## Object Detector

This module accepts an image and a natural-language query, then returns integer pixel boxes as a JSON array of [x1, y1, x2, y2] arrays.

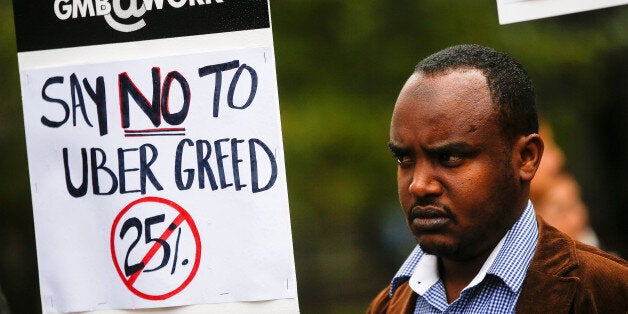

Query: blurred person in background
[[534, 174, 599, 247], [530, 121, 600, 248], [368, 44, 627, 313]]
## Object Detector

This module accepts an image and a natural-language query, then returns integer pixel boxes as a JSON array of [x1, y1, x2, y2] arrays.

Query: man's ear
[[514, 134, 544, 182]]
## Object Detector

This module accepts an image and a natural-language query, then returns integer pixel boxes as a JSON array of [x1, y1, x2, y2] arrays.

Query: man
[[368, 44, 627, 313]]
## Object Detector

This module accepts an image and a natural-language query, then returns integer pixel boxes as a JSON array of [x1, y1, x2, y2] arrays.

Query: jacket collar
[[383, 216, 581, 313], [515, 216, 579, 313]]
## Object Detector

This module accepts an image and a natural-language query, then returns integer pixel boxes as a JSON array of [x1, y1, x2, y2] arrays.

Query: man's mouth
[[409, 205, 451, 231]]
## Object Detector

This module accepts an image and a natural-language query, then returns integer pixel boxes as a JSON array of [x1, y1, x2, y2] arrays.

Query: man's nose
[[408, 162, 443, 198]]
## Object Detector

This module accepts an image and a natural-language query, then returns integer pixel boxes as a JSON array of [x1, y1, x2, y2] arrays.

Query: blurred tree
[[0, 1, 39, 313], [1, 0, 626, 313]]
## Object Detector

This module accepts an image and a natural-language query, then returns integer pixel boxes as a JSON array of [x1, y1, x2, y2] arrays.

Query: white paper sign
[[497, 0, 628, 24], [20, 47, 297, 313]]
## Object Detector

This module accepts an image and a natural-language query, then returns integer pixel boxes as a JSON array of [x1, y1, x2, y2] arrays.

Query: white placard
[[20, 46, 297, 313], [497, 0, 628, 24]]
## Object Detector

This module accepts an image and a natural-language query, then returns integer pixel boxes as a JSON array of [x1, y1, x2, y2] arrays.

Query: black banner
[[12, 0, 270, 52]]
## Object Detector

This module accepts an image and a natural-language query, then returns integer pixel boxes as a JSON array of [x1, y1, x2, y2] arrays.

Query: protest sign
[[12, 1, 298, 313], [497, 0, 628, 24]]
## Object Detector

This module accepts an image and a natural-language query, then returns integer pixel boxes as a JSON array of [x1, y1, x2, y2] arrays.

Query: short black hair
[[415, 44, 538, 141]]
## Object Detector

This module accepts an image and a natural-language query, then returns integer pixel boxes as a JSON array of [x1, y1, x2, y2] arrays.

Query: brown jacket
[[367, 217, 628, 313]]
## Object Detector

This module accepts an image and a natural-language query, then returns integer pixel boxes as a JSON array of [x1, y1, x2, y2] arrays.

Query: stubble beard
[[414, 159, 522, 262]]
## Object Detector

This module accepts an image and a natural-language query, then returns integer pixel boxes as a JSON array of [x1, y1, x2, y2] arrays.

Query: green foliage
[[0, 1, 40, 314]]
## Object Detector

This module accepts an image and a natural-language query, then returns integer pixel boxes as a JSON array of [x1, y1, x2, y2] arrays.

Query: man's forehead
[[395, 72, 494, 122], [402, 69, 489, 100], [391, 69, 502, 147]]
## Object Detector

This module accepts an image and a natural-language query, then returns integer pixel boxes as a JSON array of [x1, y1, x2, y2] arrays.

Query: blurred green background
[[1, 1, 627, 313]]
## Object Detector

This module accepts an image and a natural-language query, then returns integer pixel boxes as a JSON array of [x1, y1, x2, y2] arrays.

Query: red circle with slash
[[110, 196, 201, 300]]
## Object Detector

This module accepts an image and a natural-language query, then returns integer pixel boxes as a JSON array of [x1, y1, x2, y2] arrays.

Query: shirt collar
[[487, 200, 538, 292], [389, 201, 538, 297]]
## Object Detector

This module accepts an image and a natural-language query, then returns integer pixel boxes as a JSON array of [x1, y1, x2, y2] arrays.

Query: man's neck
[[435, 199, 530, 302], [438, 246, 495, 303]]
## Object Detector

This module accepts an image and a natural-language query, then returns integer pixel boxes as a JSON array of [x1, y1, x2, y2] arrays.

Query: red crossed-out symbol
[[110, 196, 201, 300]]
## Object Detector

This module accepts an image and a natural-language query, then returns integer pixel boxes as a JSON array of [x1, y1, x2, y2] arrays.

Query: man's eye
[[394, 155, 414, 167], [440, 153, 463, 165]]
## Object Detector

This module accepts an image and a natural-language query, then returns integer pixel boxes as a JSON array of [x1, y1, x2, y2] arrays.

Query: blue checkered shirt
[[389, 201, 538, 313]]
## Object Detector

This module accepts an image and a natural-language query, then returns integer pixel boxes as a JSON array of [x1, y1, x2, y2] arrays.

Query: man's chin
[[417, 238, 460, 258]]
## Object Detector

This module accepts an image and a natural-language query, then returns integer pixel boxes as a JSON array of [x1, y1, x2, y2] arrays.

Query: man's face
[[389, 69, 524, 261]]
